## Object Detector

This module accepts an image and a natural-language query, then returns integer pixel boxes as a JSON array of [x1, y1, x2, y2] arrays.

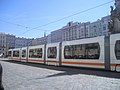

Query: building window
[[103, 25, 106, 30], [115, 40, 120, 60], [47, 47, 57, 58], [29, 48, 42, 58], [64, 43, 100, 59]]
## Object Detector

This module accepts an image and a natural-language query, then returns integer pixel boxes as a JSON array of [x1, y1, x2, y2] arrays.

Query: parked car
[[0, 64, 4, 90]]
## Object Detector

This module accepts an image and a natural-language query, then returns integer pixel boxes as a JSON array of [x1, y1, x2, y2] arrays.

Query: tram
[[8, 33, 120, 71]]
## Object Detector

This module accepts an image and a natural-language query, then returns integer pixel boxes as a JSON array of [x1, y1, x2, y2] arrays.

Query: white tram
[[46, 42, 60, 66], [8, 34, 120, 71], [61, 36, 105, 69], [110, 34, 120, 71], [12, 48, 21, 61], [21, 47, 27, 62], [8, 49, 13, 59], [28, 45, 45, 63]]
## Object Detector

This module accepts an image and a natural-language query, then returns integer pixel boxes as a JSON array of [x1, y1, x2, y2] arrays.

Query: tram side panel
[[8, 49, 13, 60], [46, 42, 60, 66], [61, 36, 105, 69], [21, 47, 27, 62], [110, 34, 120, 71], [28, 45, 45, 63], [12, 48, 21, 61]]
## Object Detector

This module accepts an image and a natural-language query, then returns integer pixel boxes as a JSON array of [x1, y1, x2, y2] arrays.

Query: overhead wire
[[19, 0, 114, 35], [0, 19, 30, 29], [0, 0, 114, 36], [0, 19, 47, 36]]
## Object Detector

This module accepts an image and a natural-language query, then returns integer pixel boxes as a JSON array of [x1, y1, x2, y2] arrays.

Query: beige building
[[77, 22, 90, 39], [101, 15, 110, 36], [49, 21, 91, 43], [51, 29, 62, 43], [49, 17, 110, 43], [62, 21, 79, 41], [89, 16, 110, 37], [15, 37, 33, 48], [32, 36, 47, 46], [0, 33, 6, 56], [0, 33, 15, 56]]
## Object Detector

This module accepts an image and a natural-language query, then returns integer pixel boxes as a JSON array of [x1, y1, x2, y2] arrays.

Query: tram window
[[29, 48, 42, 58], [115, 40, 120, 60], [64, 43, 100, 59], [47, 47, 57, 58], [85, 43, 100, 59], [22, 50, 26, 57], [8, 51, 11, 57], [13, 50, 19, 57]]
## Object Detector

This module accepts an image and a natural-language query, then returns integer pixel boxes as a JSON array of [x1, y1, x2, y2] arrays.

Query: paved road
[[0, 59, 120, 90]]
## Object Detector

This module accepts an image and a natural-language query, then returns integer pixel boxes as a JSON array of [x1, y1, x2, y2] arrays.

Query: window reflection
[[115, 40, 120, 60], [29, 48, 42, 58], [13, 50, 19, 57], [47, 47, 57, 58], [22, 50, 26, 57], [64, 43, 100, 59], [8, 51, 11, 57]]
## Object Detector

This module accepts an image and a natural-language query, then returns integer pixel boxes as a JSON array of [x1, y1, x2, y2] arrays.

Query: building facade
[[51, 29, 62, 43], [101, 15, 110, 36], [62, 21, 80, 41], [89, 19, 102, 37], [50, 21, 91, 43], [32, 36, 47, 46], [0, 33, 6, 56], [0, 33, 15, 56], [49, 16, 110, 43], [47, 34, 51, 44], [15, 37, 33, 48], [6, 34, 16, 49], [85, 22, 91, 38], [77, 22, 91, 39]]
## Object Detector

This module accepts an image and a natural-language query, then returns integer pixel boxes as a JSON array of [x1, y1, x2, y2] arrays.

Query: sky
[[0, 0, 115, 38]]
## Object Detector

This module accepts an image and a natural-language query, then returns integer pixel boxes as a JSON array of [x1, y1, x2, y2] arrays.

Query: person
[[0, 64, 4, 90]]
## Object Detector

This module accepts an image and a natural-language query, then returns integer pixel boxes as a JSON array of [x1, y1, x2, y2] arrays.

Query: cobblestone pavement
[[0, 59, 120, 90]]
